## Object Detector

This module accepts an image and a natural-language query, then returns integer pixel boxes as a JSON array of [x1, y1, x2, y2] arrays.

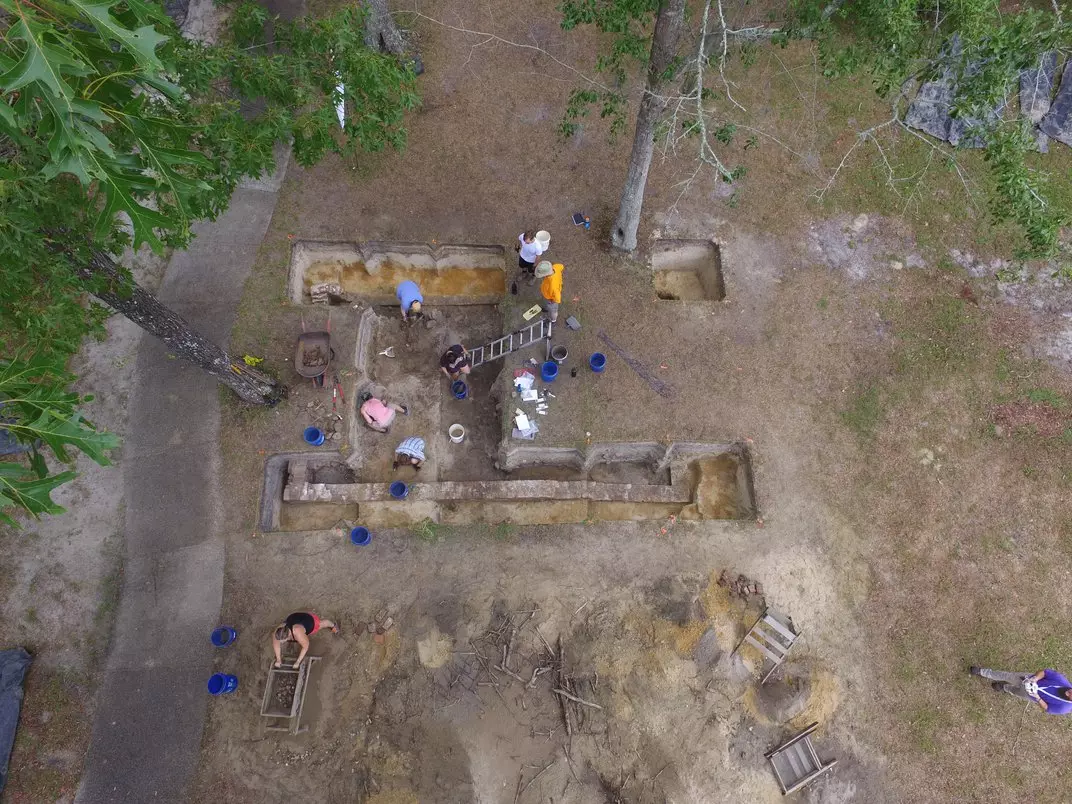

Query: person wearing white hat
[[535, 261, 564, 323]]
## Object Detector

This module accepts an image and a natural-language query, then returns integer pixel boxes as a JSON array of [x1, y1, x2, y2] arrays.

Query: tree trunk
[[362, 0, 424, 75], [80, 252, 286, 406], [610, 0, 687, 253]]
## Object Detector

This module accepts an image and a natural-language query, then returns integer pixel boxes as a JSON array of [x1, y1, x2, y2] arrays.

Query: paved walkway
[[76, 158, 287, 802]]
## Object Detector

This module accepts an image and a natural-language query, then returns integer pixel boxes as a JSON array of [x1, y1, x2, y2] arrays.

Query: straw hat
[[534, 261, 554, 278]]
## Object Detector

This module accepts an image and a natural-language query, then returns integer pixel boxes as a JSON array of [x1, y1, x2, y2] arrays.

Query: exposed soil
[[306, 259, 506, 300], [192, 1, 1072, 803], [991, 399, 1071, 438]]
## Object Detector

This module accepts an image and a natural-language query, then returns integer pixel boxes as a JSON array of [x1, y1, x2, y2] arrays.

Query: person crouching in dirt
[[535, 261, 564, 323], [359, 392, 409, 433], [273, 612, 338, 669], [396, 279, 423, 321], [440, 343, 472, 380], [393, 436, 425, 471]]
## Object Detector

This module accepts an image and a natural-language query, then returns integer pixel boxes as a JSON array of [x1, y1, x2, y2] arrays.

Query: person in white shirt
[[516, 230, 547, 281]]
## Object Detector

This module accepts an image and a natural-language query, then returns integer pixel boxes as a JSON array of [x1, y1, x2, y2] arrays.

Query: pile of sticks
[[460, 607, 604, 735], [552, 636, 602, 740], [468, 607, 554, 692]]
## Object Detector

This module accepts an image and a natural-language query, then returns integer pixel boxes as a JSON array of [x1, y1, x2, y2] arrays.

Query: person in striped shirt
[[970, 665, 1072, 714], [393, 436, 425, 471]]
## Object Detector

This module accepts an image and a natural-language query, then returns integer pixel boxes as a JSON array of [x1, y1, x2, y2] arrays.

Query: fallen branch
[[556, 637, 573, 737], [518, 759, 556, 801], [527, 666, 551, 689], [563, 747, 580, 783], [553, 688, 603, 710], [496, 664, 528, 684], [513, 767, 524, 804], [534, 624, 556, 659], [403, 5, 613, 94]]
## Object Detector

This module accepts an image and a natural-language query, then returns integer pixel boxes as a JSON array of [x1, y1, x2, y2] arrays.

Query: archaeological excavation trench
[[261, 240, 755, 531]]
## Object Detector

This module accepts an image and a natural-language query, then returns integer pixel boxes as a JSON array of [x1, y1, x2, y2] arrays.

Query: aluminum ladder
[[469, 317, 551, 369]]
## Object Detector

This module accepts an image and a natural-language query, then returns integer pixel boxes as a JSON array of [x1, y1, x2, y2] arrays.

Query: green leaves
[[0, 351, 119, 525], [0, 463, 78, 526], [0, 0, 421, 520], [67, 0, 168, 70], [983, 122, 1065, 258], [0, 0, 178, 249]]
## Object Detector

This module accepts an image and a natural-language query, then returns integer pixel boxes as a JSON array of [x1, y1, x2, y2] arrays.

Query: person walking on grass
[[969, 665, 1072, 714], [396, 279, 423, 321], [516, 230, 547, 281], [394, 436, 426, 471], [535, 261, 564, 323], [360, 392, 409, 433], [273, 611, 338, 669]]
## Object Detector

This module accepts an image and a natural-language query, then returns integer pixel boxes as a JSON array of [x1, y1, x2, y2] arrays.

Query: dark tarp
[[0, 649, 32, 793], [1040, 60, 1072, 148], [164, 0, 189, 27], [1020, 51, 1057, 152]]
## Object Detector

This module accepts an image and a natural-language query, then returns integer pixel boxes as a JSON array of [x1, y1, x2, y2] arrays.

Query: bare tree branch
[[402, 3, 614, 94]]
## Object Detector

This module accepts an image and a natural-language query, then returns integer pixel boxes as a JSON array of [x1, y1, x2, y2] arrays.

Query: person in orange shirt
[[535, 261, 564, 323]]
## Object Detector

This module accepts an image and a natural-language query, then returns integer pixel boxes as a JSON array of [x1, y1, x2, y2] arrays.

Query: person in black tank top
[[272, 611, 339, 668]]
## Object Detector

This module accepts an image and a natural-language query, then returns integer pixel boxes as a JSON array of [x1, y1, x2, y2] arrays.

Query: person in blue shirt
[[970, 665, 1072, 714], [393, 436, 425, 471], [396, 280, 423, 321]]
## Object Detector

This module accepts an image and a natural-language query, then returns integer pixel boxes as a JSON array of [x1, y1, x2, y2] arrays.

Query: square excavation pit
[[651, 239, 726, 301], [356, 304, 508, 484]]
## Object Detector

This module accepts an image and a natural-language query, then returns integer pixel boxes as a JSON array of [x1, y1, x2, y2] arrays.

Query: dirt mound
[[753, 672, 811, 724], [991, 399, 1070, 437]]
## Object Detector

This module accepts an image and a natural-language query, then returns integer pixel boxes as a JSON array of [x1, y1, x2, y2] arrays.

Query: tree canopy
[[0, 0, 420, 521], [560, 0, 1071, 255]]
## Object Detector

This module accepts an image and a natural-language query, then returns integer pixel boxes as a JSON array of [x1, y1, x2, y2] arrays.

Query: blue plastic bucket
[[389, 481, 409, 500], [210, 626, 237, 647], [303, 426, 325, 446], [350, 526, 371, 546], [207, 673, 238, 696], [451, 380, 468, 400], [589, 353, 607, 373], [541, 361, 558, 383]]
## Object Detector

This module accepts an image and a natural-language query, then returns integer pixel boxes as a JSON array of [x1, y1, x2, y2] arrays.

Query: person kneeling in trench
[[273, 611, 338, 669], [393, 436, 426, 471], [360, 392, 409, 433], [440, 343, 472, 381]]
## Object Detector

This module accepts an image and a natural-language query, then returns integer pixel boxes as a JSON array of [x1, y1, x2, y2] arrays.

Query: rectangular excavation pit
[[288, 241, 506, 305], [651, 239, 725, 301], [257, 281, 759, 531], [268, 442, 757, 531]]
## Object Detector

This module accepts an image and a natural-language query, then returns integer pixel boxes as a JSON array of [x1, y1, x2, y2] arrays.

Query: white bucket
[[535, 230, 551, 250], [448, 424, 465, 444]]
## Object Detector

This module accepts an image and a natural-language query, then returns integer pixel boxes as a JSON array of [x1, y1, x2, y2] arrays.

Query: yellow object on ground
[[243, 354, 264, 366]]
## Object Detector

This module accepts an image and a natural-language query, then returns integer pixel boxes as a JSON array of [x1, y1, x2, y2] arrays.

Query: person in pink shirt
[[359, 393, 408, 433]]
